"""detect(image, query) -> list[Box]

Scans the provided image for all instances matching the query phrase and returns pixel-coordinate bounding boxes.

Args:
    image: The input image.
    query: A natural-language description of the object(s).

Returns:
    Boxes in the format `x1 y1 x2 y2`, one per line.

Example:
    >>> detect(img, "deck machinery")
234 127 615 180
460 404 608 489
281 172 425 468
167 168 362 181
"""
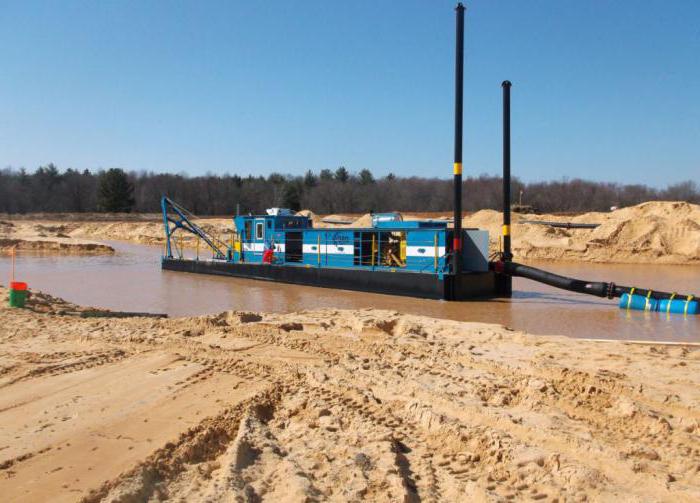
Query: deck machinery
161 199 506 300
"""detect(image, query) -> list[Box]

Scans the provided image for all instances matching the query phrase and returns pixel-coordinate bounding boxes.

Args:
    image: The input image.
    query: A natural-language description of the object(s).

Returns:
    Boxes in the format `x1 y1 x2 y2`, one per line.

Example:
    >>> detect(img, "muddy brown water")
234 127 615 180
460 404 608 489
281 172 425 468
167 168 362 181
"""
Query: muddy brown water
1 241 698 342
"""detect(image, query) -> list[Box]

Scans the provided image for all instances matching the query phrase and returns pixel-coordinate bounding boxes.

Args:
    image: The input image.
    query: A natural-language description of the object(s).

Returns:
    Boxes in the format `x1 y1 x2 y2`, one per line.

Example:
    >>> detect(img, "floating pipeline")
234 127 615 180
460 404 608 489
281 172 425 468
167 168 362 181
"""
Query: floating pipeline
619 293 698 315
491 261 698 316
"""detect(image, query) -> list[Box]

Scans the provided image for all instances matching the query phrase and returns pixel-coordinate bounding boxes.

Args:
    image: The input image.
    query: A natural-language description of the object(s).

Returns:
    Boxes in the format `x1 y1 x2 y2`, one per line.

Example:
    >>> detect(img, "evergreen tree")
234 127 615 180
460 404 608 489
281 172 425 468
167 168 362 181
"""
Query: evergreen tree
283 180 303 211
303 170 317 188
267 172 286 185
335 166 349 183
97 168 134 212
359 169 375 185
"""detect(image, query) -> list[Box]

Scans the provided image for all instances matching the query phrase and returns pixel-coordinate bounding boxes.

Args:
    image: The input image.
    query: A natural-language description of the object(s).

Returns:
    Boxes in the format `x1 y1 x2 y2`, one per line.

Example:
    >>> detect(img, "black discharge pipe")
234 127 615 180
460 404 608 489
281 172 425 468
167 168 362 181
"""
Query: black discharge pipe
520 220 600 229
493 260 695 301
452 2 465 278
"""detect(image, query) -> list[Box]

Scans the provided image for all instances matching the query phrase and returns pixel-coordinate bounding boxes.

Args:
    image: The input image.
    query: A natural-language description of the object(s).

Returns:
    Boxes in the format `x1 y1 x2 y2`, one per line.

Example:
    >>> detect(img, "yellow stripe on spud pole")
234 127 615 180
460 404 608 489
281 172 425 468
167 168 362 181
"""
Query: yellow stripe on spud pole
502 225 510 236
453 162 462 175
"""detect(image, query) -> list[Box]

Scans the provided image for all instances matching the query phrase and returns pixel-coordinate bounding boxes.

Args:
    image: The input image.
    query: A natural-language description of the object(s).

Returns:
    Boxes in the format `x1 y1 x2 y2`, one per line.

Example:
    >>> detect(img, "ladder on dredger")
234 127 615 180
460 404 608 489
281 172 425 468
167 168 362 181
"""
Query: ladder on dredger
161 196 228 260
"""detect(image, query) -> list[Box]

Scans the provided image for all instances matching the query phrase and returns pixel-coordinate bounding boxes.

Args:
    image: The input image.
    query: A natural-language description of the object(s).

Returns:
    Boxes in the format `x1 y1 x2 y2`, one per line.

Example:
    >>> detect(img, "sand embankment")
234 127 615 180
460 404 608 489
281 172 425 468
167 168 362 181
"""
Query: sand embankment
0 221 114 254
464 201 700 264
1 286 699 501
2 201 698 263
0 216 232 252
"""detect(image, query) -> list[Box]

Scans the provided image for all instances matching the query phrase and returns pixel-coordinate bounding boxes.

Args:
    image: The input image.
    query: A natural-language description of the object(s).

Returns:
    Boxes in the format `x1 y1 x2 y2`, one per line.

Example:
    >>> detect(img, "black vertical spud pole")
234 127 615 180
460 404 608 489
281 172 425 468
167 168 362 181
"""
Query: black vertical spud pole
502 80 512 261
453 2 465 279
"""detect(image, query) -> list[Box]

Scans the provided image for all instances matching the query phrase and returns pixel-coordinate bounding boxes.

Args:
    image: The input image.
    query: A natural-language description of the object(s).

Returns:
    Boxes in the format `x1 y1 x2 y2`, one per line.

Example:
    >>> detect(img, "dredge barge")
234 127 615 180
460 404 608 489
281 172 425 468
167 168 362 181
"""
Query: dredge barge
161 201 507 300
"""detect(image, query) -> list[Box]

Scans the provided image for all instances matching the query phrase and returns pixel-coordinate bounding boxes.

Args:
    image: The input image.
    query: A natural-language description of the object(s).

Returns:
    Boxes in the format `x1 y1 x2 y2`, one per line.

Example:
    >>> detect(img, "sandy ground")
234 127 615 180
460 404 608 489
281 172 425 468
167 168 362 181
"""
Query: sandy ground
1 286 699 502
2 201 698 263
462 201 700 264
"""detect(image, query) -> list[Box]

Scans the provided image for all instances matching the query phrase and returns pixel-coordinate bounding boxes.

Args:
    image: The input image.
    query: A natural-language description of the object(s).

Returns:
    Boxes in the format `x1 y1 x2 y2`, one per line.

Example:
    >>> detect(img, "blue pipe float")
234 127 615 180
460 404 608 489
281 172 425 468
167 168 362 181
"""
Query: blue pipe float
491 260 698 316
620 292 698 315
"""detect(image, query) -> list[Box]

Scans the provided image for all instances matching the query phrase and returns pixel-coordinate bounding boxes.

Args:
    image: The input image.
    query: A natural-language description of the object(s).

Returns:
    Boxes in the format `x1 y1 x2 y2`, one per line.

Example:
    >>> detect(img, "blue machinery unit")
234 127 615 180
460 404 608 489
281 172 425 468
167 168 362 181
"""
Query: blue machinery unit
230 214 489 273
161 198 503 300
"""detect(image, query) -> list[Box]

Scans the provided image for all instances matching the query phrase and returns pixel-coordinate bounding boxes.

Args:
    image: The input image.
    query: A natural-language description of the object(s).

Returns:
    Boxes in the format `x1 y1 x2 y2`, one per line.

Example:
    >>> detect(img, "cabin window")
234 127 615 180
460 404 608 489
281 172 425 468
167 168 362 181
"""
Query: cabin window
255 222 264 240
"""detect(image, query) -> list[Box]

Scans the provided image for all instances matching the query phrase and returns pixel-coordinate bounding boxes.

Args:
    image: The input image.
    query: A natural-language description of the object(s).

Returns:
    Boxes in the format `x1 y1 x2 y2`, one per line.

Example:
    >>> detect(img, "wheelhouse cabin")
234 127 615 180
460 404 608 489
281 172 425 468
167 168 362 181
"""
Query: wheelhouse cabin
231 211 489 277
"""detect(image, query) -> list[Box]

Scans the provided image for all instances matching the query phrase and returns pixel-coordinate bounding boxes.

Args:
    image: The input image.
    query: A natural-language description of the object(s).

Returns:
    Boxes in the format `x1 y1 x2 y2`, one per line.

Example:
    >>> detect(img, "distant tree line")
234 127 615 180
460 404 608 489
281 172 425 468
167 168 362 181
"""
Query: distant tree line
0 164 698 215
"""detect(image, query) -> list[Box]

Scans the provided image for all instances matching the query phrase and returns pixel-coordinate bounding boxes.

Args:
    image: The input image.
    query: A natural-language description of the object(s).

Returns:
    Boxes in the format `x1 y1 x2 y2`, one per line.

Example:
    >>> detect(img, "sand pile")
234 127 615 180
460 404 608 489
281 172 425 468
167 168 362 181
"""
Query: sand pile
1 287 699 501
352 213 374 228
69 219 234 248
296 209 321 225
67 221 167 246
0 221 114 254
464 201 700 264
299 211 356 228
0 218 233 252
0 237 113 254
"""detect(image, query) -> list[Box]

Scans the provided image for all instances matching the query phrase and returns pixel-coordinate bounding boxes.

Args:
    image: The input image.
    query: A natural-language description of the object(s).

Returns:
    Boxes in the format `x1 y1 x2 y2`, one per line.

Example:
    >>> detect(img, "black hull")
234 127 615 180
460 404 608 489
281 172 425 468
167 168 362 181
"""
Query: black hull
162 258 511 300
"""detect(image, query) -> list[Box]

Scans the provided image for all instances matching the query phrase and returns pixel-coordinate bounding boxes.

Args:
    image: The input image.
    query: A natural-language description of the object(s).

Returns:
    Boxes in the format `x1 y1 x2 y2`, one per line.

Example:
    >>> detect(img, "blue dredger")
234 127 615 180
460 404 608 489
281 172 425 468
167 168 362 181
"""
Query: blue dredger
161 198 500 300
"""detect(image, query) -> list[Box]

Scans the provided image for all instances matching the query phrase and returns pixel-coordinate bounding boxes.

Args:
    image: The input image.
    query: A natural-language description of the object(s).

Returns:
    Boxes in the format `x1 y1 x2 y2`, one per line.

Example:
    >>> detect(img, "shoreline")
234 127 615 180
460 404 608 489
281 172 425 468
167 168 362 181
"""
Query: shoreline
1 286 699 501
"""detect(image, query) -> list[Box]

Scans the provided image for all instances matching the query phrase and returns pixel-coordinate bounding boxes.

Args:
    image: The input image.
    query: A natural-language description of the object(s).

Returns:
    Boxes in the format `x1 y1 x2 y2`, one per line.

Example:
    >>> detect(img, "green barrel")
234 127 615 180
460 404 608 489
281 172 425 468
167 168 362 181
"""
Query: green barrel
8 289 28 308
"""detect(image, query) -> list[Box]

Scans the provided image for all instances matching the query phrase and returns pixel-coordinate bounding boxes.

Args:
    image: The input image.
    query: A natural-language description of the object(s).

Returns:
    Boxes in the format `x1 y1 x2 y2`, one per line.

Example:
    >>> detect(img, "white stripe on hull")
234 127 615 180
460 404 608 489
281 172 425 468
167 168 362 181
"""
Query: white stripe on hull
242 242 286 252
406 246 445 257
243 243 444 258
301 244 353 255
242 242 265 252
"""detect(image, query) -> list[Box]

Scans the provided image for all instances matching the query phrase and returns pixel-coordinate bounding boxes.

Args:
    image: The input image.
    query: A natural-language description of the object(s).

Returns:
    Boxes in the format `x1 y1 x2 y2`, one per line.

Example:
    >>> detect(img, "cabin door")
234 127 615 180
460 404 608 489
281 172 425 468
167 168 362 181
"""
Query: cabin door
254 218 266 258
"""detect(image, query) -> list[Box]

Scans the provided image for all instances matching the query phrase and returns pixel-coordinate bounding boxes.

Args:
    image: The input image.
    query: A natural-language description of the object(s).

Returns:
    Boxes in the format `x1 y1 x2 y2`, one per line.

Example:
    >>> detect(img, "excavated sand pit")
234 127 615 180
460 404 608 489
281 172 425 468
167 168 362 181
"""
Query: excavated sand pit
6 200 698 263
0 221 114 254
1 286 699 501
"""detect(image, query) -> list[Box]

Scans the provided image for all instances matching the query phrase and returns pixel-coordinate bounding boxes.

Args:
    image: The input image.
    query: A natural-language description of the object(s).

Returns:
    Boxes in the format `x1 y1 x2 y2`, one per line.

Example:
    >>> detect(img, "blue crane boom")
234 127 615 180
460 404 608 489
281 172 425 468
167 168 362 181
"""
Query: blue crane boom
161 196 227 260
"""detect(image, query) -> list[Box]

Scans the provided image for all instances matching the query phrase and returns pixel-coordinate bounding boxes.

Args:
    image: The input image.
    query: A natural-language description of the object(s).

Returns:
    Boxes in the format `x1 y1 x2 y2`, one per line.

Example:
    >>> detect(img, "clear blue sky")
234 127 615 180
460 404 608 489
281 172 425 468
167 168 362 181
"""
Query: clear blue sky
1 1 698 186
